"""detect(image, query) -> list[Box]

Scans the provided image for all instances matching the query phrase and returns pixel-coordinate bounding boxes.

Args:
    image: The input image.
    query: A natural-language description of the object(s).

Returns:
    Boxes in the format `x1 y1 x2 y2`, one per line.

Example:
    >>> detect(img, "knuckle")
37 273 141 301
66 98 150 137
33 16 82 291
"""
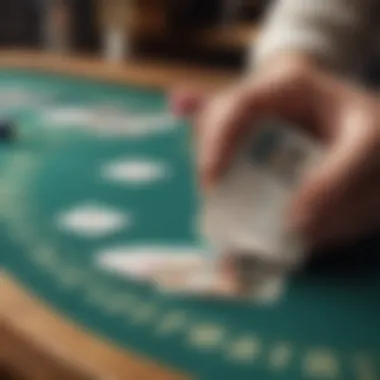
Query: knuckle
274 59 313 89
284 63 312 91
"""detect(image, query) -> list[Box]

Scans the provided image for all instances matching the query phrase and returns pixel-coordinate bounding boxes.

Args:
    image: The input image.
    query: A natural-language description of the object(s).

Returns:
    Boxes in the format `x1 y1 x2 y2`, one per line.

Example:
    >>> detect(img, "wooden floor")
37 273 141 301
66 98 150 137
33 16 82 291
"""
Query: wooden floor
0 50 237 380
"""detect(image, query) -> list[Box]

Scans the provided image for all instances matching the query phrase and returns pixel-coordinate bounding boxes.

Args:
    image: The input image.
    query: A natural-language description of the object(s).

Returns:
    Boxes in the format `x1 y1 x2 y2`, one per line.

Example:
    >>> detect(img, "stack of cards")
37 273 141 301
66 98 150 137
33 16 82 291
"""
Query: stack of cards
116 119 322 301
201 119 323 300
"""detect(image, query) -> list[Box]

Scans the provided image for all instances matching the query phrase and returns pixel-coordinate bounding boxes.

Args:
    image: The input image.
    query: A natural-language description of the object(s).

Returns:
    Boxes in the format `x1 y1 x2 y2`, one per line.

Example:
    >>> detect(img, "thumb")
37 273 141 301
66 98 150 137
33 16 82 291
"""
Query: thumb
289 106 378 245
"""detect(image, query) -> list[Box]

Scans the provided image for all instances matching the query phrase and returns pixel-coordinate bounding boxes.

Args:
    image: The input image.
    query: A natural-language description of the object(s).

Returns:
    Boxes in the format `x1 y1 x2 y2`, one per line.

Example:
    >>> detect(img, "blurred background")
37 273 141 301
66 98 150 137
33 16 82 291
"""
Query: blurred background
4 2 380 380
0 0 265 69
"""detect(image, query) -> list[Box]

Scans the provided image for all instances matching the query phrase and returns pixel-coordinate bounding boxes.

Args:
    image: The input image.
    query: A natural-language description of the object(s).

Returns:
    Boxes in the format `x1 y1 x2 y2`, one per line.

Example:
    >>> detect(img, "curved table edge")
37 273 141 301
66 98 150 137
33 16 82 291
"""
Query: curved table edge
0 50 235 91
0 272 190 380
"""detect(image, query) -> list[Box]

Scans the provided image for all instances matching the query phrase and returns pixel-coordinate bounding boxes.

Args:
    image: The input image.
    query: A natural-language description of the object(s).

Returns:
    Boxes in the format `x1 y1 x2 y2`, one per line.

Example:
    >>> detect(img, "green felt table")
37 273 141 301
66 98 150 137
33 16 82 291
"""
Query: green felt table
0 53 379 380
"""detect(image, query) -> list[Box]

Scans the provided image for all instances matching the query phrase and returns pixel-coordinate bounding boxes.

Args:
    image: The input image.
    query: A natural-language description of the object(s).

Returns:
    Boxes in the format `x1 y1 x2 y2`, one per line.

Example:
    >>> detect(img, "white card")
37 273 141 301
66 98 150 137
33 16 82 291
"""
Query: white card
201 119 323 270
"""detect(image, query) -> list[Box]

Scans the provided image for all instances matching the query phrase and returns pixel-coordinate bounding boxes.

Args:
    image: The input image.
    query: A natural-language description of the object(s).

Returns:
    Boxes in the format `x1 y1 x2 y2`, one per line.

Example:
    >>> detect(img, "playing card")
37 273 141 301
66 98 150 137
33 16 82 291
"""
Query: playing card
200 119 323 296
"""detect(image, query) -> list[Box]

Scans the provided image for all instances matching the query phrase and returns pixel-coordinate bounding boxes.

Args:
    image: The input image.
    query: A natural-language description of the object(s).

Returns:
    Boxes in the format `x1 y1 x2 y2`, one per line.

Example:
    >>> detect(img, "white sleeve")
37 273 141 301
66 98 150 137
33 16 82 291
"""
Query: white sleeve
248 0 379 76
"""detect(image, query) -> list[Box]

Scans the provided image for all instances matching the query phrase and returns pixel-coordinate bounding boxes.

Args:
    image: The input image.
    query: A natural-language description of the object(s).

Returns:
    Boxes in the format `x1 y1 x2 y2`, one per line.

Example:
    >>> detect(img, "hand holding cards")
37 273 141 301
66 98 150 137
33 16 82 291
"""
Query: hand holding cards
200 118 323 300
118 118 322 302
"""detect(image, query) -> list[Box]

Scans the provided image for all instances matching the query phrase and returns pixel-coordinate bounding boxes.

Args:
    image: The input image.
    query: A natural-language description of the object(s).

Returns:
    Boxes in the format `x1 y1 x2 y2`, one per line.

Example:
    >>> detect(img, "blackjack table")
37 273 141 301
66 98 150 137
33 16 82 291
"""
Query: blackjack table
0 51 379 380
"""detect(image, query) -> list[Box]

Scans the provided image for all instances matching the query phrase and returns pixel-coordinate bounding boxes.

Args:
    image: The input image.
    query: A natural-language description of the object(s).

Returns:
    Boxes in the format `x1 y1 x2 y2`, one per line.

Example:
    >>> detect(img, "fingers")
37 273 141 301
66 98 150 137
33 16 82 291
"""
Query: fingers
196 81 278 188
173 63 319 188
196 87 251 188
196 66 319 188
169 83 265 188
311 182 380 248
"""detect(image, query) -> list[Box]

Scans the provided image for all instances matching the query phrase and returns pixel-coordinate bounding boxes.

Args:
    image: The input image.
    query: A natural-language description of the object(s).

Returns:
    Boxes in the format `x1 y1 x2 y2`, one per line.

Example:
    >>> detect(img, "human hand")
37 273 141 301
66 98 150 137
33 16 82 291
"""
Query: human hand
171 55 380 249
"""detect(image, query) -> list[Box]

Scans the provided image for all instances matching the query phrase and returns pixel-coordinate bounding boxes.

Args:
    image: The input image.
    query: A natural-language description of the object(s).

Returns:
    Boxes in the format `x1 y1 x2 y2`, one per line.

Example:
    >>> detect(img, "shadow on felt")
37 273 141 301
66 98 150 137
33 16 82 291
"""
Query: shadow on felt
303 231 380 280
